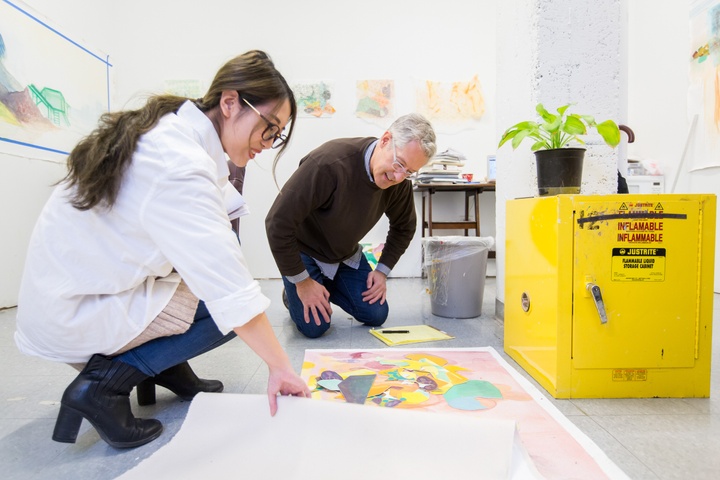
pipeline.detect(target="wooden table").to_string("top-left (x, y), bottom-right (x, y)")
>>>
top-left (414, 182), bottom-right (496, 237)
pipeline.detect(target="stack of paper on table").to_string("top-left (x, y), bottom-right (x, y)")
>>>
top-left (415, 148), bottom-right (466, 184)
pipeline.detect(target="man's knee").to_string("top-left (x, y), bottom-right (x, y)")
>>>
top-left (295, 321), bottom-right (331, 338)
top-left (290, 312), bottom-right (331, 338)
top-left (355, 302), bottom-right (389, 327)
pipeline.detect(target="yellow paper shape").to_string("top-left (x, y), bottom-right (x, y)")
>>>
top-left (340, 368), bottom-right (378, 378)
top-left (406, 353), bottom-right (449, 365)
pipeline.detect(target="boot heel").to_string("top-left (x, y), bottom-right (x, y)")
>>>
top-left (52, 405), bottom-right (83, 443)
top-left (136, 379), bottom-right (156, 406)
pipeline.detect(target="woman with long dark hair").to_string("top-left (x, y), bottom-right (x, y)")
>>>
top-left (15, 50), bottom-right (310, 449)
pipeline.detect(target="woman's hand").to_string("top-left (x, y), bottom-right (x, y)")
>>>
top-left (233, 312), bottom-right (311, 416)
top-left (267, 366), bottom-right (312, 416)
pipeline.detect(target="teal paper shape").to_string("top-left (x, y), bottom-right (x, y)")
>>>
top-left (317, 379), bottom-right (342, 392)
top-left (338, 374), bottom-right (377, 404)
top-left (444, 380), bottom-right (502, 411)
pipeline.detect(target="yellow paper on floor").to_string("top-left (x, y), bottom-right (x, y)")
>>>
top-left (369, 325), bottom-right (453, 346)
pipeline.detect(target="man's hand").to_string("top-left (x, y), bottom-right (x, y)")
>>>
top-left (296, 278), bottom-right (332, 326)
top-left (362, 270), bottom-right (387, 305)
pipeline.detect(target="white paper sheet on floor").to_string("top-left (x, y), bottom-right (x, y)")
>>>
top-left (115, 393), bottom-right (542, 480)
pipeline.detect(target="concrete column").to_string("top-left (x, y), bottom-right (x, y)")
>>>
top-left (495, 0), bottom-right (627, 310)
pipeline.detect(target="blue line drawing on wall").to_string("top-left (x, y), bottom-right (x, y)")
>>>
top-left (0, 0), bottom-right (111, 157)
top-left (28, 85), bottom-right (70, 127)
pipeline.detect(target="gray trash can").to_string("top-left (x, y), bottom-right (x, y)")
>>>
top-left (422, 236), bottom-right (494, 318)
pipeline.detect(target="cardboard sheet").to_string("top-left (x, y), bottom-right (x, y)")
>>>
top-left (116, 393), bottom-right (539, 479)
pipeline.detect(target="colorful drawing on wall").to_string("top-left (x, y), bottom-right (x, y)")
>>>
top-left (360, 242), bottom-right (384, 270)
top-left (416, 74), bottom-right (485, 128)
top-left (689, 0), bottom-right (720, 168)
top-left (355, 79), bottom-right (394, 123)
top-left (292, 80), bottom-right (336, 118)
top-left (0, 1), bottom-right (110, 160)
top-left (302, 348), bottom-right (621, 479)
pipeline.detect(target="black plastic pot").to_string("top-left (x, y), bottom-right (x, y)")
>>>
top-left (534, 147), bottom-right (585, 196)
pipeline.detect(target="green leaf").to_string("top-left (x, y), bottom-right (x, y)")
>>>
top-left (530, 140), bottom-right (547, 151)
top-left (512, 121), bottom-right (540, 130)
top-left (596, 120), bottom-right (621, 147)
top-left (499, 122), bottom-right (542, 148)
top-left (498, 128), bottom-right (519, 147)
top-left (538, 105), bottom-right (561, 131)
top-left (535, 104), bottom-right (550, 117)
top-left (563, 115), bottom-right (587, 135)
top-left (540, 115), bottom-right (558, 128)
top-left (579, 114), bottom-right (596, 127)
top-left (511, 129), bottom-right (534, 149)
top-left (543, 114), bottom-right (562, 133)
top-left (556, 104), bottom-right (571, 116)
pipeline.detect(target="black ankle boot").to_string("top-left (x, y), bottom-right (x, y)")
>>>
top-left (136, 361), bottom-right (223, 406)
top-left (53, 354), bottom-right (163, 448)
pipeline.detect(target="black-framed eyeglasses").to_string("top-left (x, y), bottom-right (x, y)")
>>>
top-left (241, 97), bottom-right (288, 149)
top-left (390, 138), bottom-right (416, 179)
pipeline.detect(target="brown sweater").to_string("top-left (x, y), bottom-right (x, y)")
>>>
top-left (266, 137), bottom-right (416, 277)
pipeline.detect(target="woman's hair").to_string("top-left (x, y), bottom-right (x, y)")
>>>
top-left (388, 113), bottom-right (437, 160)
top-left (64, 50), bottom-right (296, 210)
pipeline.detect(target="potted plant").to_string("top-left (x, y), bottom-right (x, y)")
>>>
top-left (498, 103), bottom-right (621, 196)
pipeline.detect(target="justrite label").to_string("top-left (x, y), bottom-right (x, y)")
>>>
top-left (612, 369), bottom-right (648, 382)
top-left (611, 247), bottom-right (666, 282)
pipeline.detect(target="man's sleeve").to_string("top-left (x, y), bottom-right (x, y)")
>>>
top-left (377, 182), bottom-right (417, 270)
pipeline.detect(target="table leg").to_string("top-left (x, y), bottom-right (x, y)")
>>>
top-left (464, 192), bottom-right (470, 236)
top-left (421, 191), bottom-right (426, 237)
top-left (473, 191), bottom-right (480, 235)
top-left (427, 190), bottom-right (433, 237)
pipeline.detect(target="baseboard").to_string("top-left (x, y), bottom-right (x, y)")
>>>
top-left (495, 297), bottom-right (504, 322)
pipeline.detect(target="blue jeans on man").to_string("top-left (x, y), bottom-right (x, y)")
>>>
top-left (282, 252), bottom-right (389, 338)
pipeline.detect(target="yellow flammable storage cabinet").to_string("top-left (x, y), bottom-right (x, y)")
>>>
top-left (504, 194), bottom-right (716, 398)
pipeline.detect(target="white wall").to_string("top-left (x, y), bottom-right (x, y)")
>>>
top-left (628, 0), bottom-right (720, 292)
top-left (0, 158), bottom-right (66, 306)
top-left (627, 1), bottom-right (692, 185)
top-left (0, 0), bottom-right (497, 307)
top-left (4, 1), bottom-right (717, 308)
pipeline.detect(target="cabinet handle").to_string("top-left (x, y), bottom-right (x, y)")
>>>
top-left (586, 283), bottom-right (608, 324)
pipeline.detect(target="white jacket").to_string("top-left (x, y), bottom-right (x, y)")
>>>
top-left (15, 101), bottom-right (269, 363)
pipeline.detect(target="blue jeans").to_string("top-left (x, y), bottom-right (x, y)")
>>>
top-left (115, 301), bottom-right (236, 376)
top-left (283, 253), bottom-right (388, 338)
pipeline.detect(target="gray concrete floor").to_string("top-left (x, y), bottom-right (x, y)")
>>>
top-left (1, 277), bottom-right (719, 479)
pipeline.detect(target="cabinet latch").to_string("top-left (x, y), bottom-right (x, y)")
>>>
top-left (586, 282), bottom-right (608, 324)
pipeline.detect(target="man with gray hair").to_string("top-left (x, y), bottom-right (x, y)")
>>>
top-left (266, 114), bottom-right (437, 338)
